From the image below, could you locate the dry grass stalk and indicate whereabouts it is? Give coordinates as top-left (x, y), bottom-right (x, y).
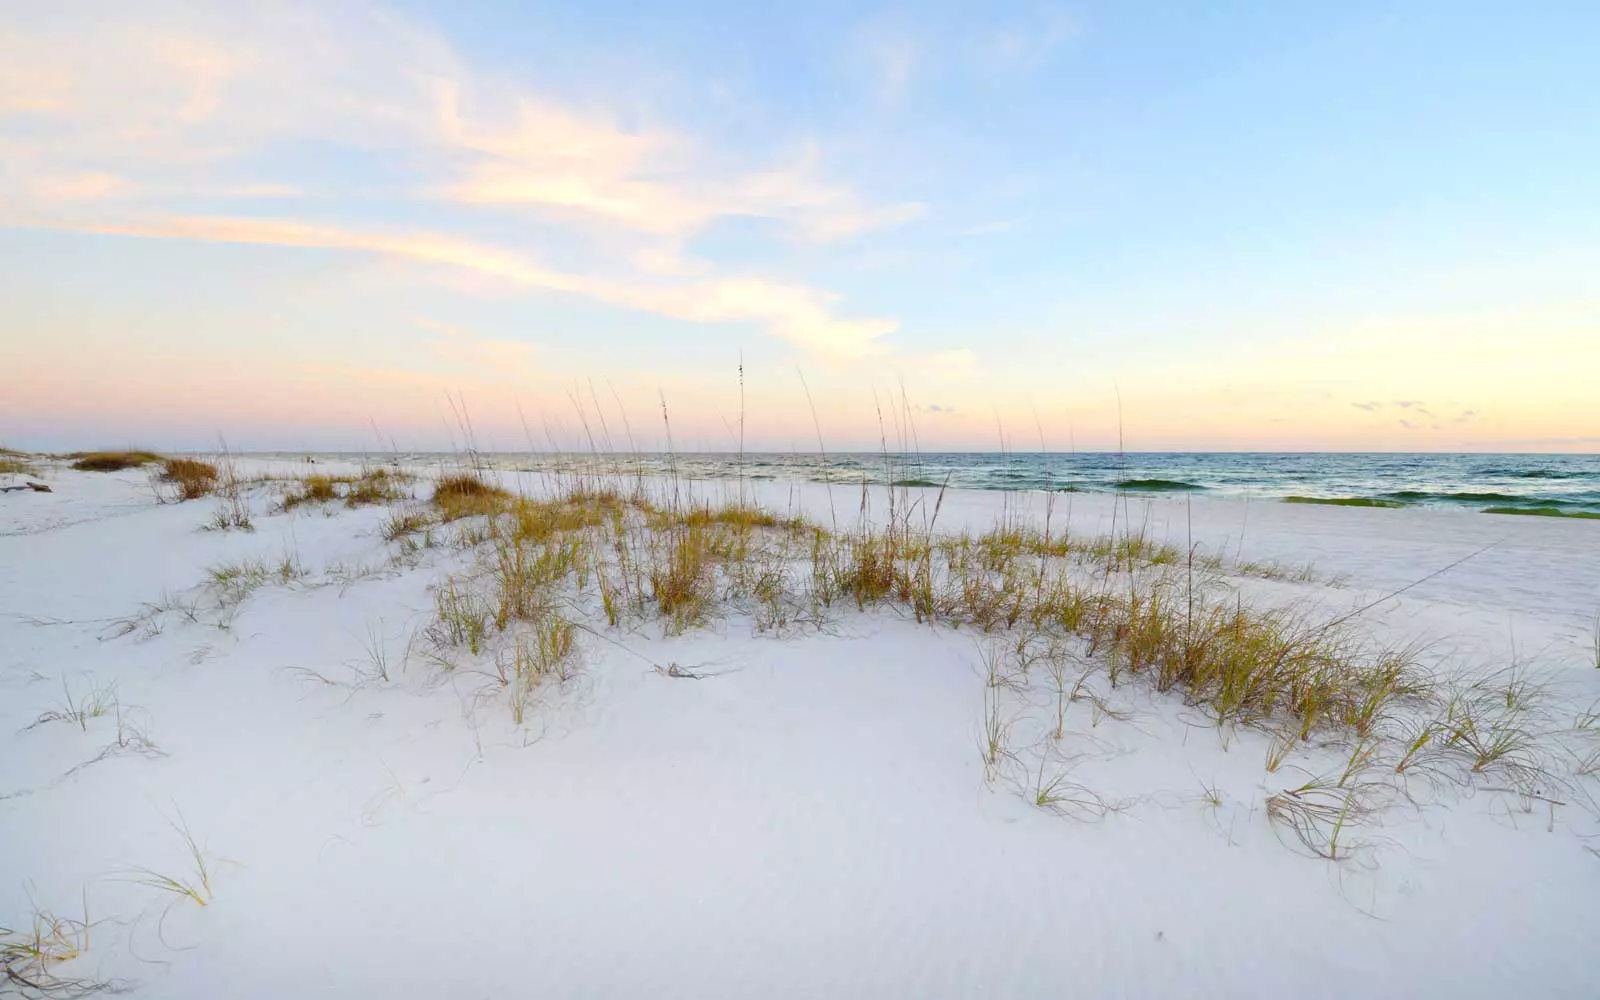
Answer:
top-left (156, 457), bottom-right (219, 501)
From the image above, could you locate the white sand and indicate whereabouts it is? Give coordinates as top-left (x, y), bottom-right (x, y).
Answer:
top-left (3, 459), bottom-right (1598, 998)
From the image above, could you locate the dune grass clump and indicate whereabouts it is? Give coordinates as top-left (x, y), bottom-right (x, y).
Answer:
top-left (205, 552), bottom-right (305, 608)
top-left (425, 478), bottom-right (1424, 751)
top-left (1284, 496), bottom-right (1405, 509)
top-left (1075, 587), bottom-right (1423, 735)
top-left (648, 522), bottom-right (717, 633)
top-left (0, 454), bottom-right (39, 476)
top-left (344, 467), bottom-right (411, 507)
top-left (281, 474), bottom-right (339, 510)
top-left (26, 677), bottom-right (120, 732)
top-left (382, 507), bottom-right (435, 541)
top-left (431, 473), bottom-right (513, 521)
top-left (70, 450), bottom-right (162, 472)
top-left (207, 454), bottom-right (254, 531)
top-left (1, 901), bottom-right (105, 997)
top-left (279, 467), bottom-right (411, 512)
top-left (158, 457), bottom-right (220, 501)
top-left (495, 613), bottom-right (578, 724)
top-left (406, 462), bottom-right (1573, 861)
top-left (1235, 558), bottom-right (1320, 583)
top-left (430, 577), bottom-right (494, 655)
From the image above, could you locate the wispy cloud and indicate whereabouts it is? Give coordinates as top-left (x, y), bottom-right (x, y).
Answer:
top-left (0, 1), bottom-right (918, 359)
top-left (33, 212), bottom-right (901, 358)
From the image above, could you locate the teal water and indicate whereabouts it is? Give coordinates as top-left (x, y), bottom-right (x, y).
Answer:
top-left (284, 451), bottom-right (1600, 514)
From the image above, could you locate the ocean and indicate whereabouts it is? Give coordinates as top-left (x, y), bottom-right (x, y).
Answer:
top-left (286, 451), bottom-right (1600, 515)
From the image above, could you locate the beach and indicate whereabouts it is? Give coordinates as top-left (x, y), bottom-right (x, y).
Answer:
top-left (3, 456), bottom-right (1599, 998)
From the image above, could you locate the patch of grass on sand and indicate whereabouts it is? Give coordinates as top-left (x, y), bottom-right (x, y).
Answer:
top-left (1, 900), bottom-right (102, 995)
top-left (1482, 506), bottom-right (1600, 520)
top-left (344, 468), bottom-right (411, 507)
top-left (160, 457), bottom-right (220, 500)
top-left (0, 456), bottom-right (38, 476)
top-left (1284, 496), bottom-right (1404, 509)
top-left (281, 468), bottom-right (413, 511)
top-left (70, 450), bottom-right (163, 472)
top-left (431, 473), bottom-right (513, 521)
top-left (281, 474), bottom-right (340, 510)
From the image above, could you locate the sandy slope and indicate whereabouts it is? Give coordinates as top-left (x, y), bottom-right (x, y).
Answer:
top-left (3, 461), bottom-right (1598, 998)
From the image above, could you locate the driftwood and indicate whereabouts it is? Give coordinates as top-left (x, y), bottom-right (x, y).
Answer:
top-left (0, 482), bottom-right (52, 493)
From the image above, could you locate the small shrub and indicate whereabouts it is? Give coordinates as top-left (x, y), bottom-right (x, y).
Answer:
top-left (345, 467), bottom-right (410, 507)
top-left (431, 473), bottom-right (512, 521)
top-left (160, 457), bottom-right (220, 500)
top-left (282, 475), bottom-right (339, 510)
top-left (210, 466), bottom-right (254, 531)
top-left (71, 450), bottom-right (162, 472)
top-left (382, 507), bottom-right (434, 541)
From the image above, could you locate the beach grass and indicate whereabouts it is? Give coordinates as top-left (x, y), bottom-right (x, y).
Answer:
top-left (278, 467), bottom-right (412, 512)
top-left (117, 812), bottom-right (214, 908)
top-left (70, 450), bottom-right (163, 472)
top-left (0, 897), bottom-right (102, 996)
top-left (283, 473), bottom-right (340, 509)
top-left (158, 457), bottom-right (220, 501)
top-left (411, 470), bottom-right (1437, 762)
top-left (431, 473), bottom-right (513, 521)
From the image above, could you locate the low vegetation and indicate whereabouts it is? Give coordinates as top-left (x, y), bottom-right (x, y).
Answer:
top-left (208, 455), bottom-right (253, 531)
top-left (281, 467), bottom-right (412, 511)
top-left (69, 450), bottom-right (163, 472)
top-left (430, 473), bottom-right (513, 521)
top-left (1, 902), bottom-right (101, 998)
top-left (158, 457), bottom-right (220, 501)
top-left (418, 479), bottom-right (1417, 735)
top-left (0, 450), bottom-right (39, 476)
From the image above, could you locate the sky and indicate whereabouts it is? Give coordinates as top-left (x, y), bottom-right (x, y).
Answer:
top-left (2, 0), bottom-right (1598, 453)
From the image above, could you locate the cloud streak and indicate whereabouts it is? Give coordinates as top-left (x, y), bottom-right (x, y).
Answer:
top-left (34, 211), bottom-right (900, 358)
top-left (0, 1), bottom-right (919, 359)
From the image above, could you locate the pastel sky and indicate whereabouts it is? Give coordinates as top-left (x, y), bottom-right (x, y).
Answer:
top-left (2, 0), bottom-right (1598, 452)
